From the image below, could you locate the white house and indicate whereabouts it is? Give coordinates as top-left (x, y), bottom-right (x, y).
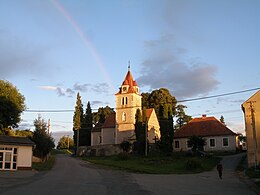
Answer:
top-left (0, 135), bottom-right (35, 171)
top-left (173, 115), bottom-right (237, 152)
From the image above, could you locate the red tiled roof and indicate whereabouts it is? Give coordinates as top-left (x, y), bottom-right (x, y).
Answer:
top-left (146, 108), bottom-right (153, 118)
top-left (174, 116), bottom-right (236, 138)
top-left (103, 113), bottom-right (116, 128)
top-left (117, 69), bottom-right (139, 94)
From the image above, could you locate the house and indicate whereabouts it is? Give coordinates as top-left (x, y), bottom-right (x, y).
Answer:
top-left (91, 66), bottom-right (160, 146)
top-left (0, 135), bottom-right (35, 171)
top-left (173, 115), bottom-right (237, 152)
top-left (241, 90), bottom-right (260, 167)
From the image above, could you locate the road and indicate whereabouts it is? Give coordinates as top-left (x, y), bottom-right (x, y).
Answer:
top-left (0, 153), bottom-right (258, 195)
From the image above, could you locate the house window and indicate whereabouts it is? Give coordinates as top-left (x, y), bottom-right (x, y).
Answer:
top-left (99, 136), bottom-right (102, 144)
top-left (223, 138), bottom-right (229, 147)
top-left (209, 138), bottom-right (215, 147)
top-left (175, 140), bottom-right (180, 149)
top-left (187, 140), bottom-right (192, 148)
top-left (122, 112), bottom-right (126, 122)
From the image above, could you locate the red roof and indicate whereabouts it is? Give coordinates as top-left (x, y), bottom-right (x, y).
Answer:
top-left (117, 69), bottom-right (139, 94)
top-left (103, 113), bottom-right (116, 128)
top-left (146, 108), bottom-right (153, 118)
top-left (174, 116), bottom-right (236, 138)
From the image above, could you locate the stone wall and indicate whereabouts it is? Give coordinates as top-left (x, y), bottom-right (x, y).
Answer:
top-left (78, 144), bottom-right (122, 157)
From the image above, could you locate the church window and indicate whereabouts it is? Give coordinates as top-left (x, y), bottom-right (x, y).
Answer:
top-left (122, 97), bottom-right (124, 105)
top-left (125, 97), bottom-right (128, 105)
top-left (122, 112), bottom-right (126, 122)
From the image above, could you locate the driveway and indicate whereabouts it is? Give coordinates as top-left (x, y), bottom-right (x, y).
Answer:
top-left (0, 153), bottom-right (257, 195)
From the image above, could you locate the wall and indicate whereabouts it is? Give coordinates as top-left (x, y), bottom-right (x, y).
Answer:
top-left (78, 144), bottom-right (122, 157)
top-left (173, 135), bottom-right (236, 152)
top-left (91, 131), bottom-right (101, 146)
top-left (102, 128), bottom-right (115, 145)
top-left (17, 146), bottom-right (33, 169)
top-left (242, 91), bottom-right (260, 167)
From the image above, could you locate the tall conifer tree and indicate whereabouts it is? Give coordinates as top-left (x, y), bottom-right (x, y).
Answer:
top-left (73, 92), bottom-right (83, 149)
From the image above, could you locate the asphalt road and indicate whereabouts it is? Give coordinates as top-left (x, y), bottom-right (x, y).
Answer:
top-left (0, 153), bottom-right (258, 195)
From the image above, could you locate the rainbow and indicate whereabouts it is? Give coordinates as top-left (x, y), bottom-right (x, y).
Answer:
top-left (51, 0), bottom-right (115, 92)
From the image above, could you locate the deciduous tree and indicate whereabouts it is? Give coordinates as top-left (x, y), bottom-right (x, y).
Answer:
top-left (57, 136), bottom-right (74, 149)
top-left (93, 106), bottom-right (114, 125)
top-left (0, 80), bottom-right (26, 134)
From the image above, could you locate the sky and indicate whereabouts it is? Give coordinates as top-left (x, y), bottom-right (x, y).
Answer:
top-left (0, 0), bottom-right (259, 143)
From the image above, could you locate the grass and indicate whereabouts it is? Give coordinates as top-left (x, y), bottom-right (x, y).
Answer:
top-left (32, 155), bottom-right (55, 171)
top-left (82, 153), bottom-right (221, 174)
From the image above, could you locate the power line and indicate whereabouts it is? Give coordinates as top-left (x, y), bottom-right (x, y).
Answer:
top-left (178, 87), bottom-right (260, 103)
top-left (24, 87), bottom-right (260, 113)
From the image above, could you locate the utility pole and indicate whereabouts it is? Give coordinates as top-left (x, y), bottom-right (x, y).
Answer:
top-left (145, 117), bottom-right (148, 157)
top-left (47, 119), bottom-right (51, 135)
top-left (248, 101), bottom-right (258, 169)
top-left (77, 129), bottom-right (79, 155)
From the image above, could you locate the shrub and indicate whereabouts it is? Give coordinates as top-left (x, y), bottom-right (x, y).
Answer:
top-left (185, 159), bottom-right (202, 170)
top-left (117, 152), bottom-right (130, 161)
top-left (120, 141), bottom-right (132, 153)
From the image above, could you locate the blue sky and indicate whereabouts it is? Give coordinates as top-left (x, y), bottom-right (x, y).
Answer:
top-left (0, 0), bottom-right (259, 143)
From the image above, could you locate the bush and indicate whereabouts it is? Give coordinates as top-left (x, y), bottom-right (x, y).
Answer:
top-left (117, 152), bottom-right (130, 161)
top-left (185, 159), bottom-right (202, 170)
top-left (120, 141), bottom-right (132, 153)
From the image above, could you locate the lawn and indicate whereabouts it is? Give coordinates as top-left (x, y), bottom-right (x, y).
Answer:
top-left (82, 153), bottom-right (221, 174)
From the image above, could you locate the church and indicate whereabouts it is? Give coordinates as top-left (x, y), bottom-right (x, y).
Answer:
top-left (91, 66), bottom-right (161, 146)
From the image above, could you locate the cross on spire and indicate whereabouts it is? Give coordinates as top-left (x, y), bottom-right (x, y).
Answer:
top-left (128, 60), bottom-right (130, 71)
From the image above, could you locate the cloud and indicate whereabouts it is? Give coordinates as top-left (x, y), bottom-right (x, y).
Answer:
top-left (38, 82), bottom-right (109, 98)
top-left (91, 83), bottom-right (110, 93)
top-left (38, 86), bottom-right (57, 91)
top-left (137, 35), bottom-right (219, 99)
top-left (73, 83), bottom-right (90, 92)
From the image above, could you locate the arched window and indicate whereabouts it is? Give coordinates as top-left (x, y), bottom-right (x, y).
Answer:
top-left (122, 97), bottom-right (124, 105)
top-left (125, 97), bottom-right (128, 105)
top-left (122, 112), bottom-right (126, 122)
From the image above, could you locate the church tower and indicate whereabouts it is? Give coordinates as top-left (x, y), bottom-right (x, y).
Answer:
top-left (115, 65), bottom-right (142, 144)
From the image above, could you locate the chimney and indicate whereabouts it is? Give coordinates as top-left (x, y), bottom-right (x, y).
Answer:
top-left (202, 114), bottom-right (207, 119)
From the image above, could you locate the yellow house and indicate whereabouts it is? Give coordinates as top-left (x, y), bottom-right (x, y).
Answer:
top-left (242, 90), bottom-right (260, 167)
top-left (0, 135), bottom-right (35, 171)
top-left (91, 66), bottom-right (160, 146)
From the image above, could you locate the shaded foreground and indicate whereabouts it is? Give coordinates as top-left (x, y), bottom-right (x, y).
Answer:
top-left (84, 153), bottom-right (221, 174)
top-left (0, 153), bottom-right (257, 195)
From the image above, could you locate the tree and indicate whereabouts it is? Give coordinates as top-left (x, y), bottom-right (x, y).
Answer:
top-left (134, 108), bottom-right (146, 155)
top-left (57, 136), bottom-right (74, 149)
top-left (93, 106), bottom-right (114, 125)
top-left (73, 92), bottom-right (83, 150)
top-left (81, 101), bottom-right (93, 146)
top-left (175, 104), bottom-right (192, 129)
top-left (188, 135), bottom-right (206, 152)
top-left (142, 88), bottom-right (177, 117)
top-left (220, 115), bottom-right (225, 125)
top-left (31, 117), bottom-right (55, 159)
top-left (157, 104), bottom-right (174, 154)
top-left (0, 80), bottom-right (26, 134)
top-left (13, 129), bottom-right (33, 137)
